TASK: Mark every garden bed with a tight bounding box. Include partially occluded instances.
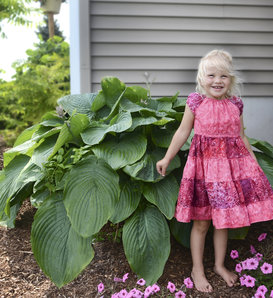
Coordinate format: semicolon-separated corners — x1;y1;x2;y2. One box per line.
0;142;272;297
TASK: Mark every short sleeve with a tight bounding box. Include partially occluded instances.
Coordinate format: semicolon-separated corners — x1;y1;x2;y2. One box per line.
186;92;204;114
229;96;244;116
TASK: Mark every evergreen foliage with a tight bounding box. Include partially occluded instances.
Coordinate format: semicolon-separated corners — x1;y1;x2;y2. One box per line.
36;15;64;41
0;35;70;145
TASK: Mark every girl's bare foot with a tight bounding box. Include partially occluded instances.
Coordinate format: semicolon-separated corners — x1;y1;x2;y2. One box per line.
191;270;213;293
213;265;238;287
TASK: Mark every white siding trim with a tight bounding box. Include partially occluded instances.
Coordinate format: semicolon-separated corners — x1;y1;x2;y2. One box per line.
70;0;91;94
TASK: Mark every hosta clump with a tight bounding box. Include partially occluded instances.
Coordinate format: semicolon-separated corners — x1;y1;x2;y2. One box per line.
0;76;272;288
0;77;187;287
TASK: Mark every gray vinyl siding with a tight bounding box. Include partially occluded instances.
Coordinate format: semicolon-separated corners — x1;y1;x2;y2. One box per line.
89;0;273;98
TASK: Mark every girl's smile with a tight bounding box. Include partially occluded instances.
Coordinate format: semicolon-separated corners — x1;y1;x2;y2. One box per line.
202;66;231;100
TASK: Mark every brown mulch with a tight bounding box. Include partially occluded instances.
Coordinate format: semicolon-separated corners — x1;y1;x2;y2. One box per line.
0;141;272;298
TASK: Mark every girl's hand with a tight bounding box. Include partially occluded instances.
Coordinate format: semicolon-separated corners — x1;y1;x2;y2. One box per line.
156;158;170;177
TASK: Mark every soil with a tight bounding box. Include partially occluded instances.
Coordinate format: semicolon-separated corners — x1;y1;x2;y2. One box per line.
0;139;272;298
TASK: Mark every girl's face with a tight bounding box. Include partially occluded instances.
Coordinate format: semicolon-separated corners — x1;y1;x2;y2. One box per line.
202;66;231;100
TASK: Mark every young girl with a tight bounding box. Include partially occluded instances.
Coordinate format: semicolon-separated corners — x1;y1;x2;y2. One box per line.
156;49;273;293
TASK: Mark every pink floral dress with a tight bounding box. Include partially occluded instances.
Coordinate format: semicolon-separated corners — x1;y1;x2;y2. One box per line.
175;92;273;229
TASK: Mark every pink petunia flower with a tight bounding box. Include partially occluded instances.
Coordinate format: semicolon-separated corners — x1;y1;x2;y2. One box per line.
118;289;128;297
133;293;143;298
256;285;268;295
97;282;104;293
240;275;246;286
167;281;176;293
151;284;160;293
235;263;243;273
270;290;273;298
130;289;143;298
242;259;248;270
184;277;194;288
255;253;263;261
246;257;259;270
260;262;273;274
114;277;123;282
254;293;265;298
230;250;239;259
244;275;256;288
136;278;146;286
111;294;118;298
122;273;129;282
250;245;257;254
258;233;267;241
144;285;154;297
175;290;186;298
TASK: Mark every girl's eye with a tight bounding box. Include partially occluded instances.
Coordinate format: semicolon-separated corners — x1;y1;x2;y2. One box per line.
208;74;214;78
221;75;228;78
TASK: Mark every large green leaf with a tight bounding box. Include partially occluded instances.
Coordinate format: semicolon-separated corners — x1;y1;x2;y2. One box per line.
31;194;94;288
154;92;179;104
128;116;158;132
124;86;148;103
81;111;132;146
81;123;109;146
151;126;176;148
9;182;34;208
122;205;170;285
123;148;181;182
249;137;273;159
31;126;61;142
120;98;166;119
31;188;50;208
101;76;126;108
64;155;120;237
92;132;147;170
255;152;273;186
143;174;179;219
0;155;41;219
120;98;150;113
169;219;192;248
57;93;97;119
14;124;40;146
109;111;132;133
3;139;41;167
31;134;58;168
151;116;175;126
104;88;127;121
5;126;62;166
0;204;20;228
173;97;186;110
40;111;65;127
51;113;90;157
110;179;141;224
91;90;106;112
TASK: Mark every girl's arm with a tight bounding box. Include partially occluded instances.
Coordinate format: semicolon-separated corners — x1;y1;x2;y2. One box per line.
240;115;258;162
156;104;194;176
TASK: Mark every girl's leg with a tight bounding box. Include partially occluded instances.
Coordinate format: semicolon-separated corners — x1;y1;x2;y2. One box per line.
213;228;238;286
190;220;213;292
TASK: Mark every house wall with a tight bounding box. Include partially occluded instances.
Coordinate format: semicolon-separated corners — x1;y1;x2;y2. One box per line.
70;0;273;142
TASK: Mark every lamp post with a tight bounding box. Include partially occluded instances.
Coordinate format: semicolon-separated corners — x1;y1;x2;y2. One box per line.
40;0;62;38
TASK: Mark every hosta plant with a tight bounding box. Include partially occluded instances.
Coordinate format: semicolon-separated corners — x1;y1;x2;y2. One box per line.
0;77;272;288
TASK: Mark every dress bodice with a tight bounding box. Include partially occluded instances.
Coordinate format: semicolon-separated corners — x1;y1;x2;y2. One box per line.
187;93;243;137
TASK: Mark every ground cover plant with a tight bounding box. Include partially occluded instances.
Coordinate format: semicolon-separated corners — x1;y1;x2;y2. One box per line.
0;76;272;288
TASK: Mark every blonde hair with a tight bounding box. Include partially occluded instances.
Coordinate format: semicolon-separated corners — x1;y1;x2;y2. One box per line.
196;49;241;97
